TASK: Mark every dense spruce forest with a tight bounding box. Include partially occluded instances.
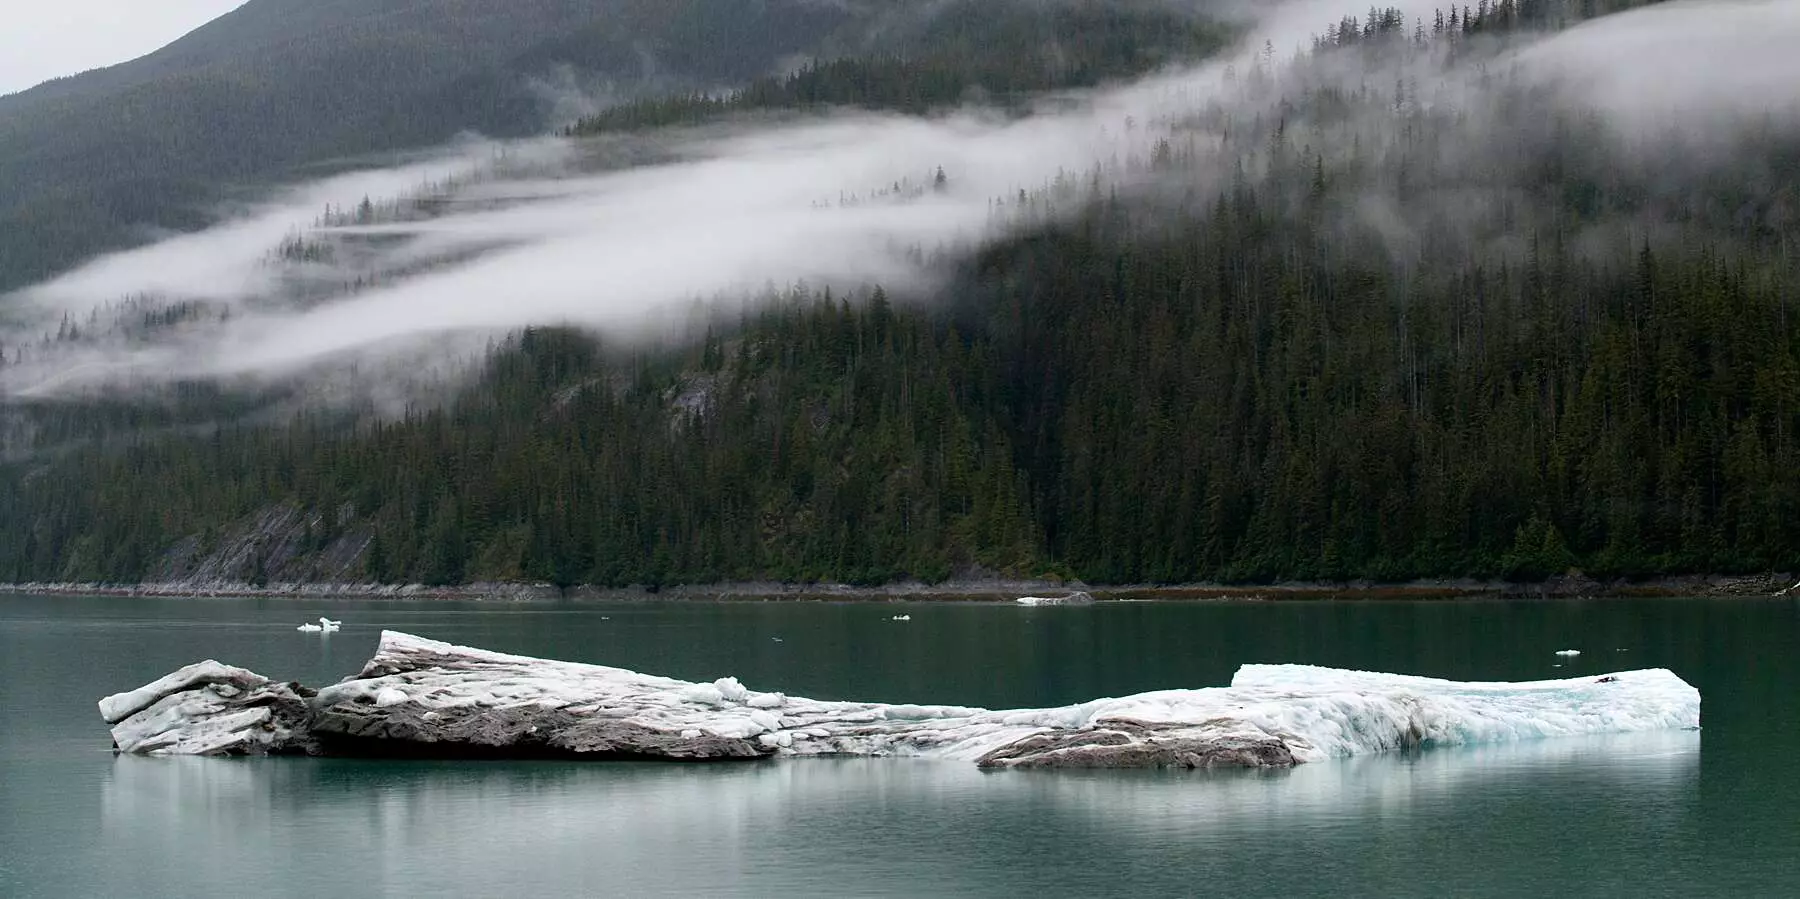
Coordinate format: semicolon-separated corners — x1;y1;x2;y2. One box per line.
4;0;1799;589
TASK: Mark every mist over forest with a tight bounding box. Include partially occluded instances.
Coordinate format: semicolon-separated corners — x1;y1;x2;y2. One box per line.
2;0;1797;590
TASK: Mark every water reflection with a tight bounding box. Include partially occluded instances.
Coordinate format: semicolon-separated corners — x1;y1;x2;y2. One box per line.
96;733;1699;898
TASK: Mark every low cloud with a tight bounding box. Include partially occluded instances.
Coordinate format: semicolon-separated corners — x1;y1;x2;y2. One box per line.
5;0;1794;398
1509;0;1800;140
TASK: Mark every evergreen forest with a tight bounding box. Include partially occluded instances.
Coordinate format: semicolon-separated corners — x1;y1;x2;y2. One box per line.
3;0;1798;590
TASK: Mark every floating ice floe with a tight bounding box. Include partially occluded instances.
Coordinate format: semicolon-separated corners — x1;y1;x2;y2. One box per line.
98;631;1701;768
1555;649;1582;657
891;615;912;621
1015;592;1095;606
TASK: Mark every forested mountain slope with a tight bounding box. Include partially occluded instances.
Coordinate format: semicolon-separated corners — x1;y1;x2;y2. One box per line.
4;0;1797;590
0;0;929;293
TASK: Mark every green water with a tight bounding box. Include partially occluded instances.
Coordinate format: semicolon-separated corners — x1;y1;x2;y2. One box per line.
1;594;1795;897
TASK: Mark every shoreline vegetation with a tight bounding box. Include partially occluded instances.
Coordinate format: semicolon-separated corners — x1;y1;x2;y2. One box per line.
5;572;1796;602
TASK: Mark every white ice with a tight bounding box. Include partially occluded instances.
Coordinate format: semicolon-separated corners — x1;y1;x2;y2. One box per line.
99;661;306;755
313;632;1700;764
1015;592;1093;606
1556;650;1582;657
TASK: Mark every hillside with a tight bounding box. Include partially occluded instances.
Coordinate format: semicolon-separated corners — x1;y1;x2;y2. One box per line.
0;0;895;294
4;0;1799;590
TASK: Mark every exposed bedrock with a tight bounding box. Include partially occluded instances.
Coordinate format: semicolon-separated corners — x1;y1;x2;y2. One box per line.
99;631;1702;768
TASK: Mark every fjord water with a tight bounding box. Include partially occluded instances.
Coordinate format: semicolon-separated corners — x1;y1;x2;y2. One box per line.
0;595;1793;897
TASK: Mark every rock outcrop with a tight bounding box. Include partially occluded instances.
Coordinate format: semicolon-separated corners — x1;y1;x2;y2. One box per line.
99;631;1702;767
975;719;1297;769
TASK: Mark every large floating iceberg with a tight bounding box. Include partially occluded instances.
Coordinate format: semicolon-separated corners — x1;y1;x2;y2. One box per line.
99;631;1701;769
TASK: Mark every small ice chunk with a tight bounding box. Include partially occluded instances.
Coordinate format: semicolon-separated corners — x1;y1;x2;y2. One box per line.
374;688;409;708
682;684;727;705
1016;592;1093;606
747;692;786;709
713;677;749;703
1555;649;1582;657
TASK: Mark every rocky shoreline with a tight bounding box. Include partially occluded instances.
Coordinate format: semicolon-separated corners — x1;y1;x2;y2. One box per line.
98;631;1700;768
15;571;1800;602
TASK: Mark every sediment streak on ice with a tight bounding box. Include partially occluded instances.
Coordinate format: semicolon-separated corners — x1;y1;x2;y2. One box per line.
99;630;1701;767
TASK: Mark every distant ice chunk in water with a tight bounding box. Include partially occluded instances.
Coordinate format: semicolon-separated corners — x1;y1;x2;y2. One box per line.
1555;650;1582;657
100;632;1702;768
1015;592;1094;606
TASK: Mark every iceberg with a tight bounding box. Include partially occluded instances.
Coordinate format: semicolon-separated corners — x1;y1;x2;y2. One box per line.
99;661;319;756
1016;592;1095;606
98;631;1700;769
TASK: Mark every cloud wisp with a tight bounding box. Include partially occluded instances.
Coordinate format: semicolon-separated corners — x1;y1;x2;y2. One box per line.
5;0;1796;398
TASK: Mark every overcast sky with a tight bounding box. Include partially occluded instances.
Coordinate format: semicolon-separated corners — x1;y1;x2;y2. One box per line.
0;1;246;96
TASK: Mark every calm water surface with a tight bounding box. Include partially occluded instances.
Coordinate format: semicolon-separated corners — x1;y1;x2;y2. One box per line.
1;594;1795;897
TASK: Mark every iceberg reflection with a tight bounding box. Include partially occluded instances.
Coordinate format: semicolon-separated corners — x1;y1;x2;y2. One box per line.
97;731;1698;896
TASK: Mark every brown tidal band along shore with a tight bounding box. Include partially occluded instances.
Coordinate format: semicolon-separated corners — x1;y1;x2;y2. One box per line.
5;572;1799;602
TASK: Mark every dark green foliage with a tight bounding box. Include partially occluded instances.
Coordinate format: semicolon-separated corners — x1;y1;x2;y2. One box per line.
0;301;1041;586
942;196;1800;583
570;3;1229;134
8;183;1800;586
